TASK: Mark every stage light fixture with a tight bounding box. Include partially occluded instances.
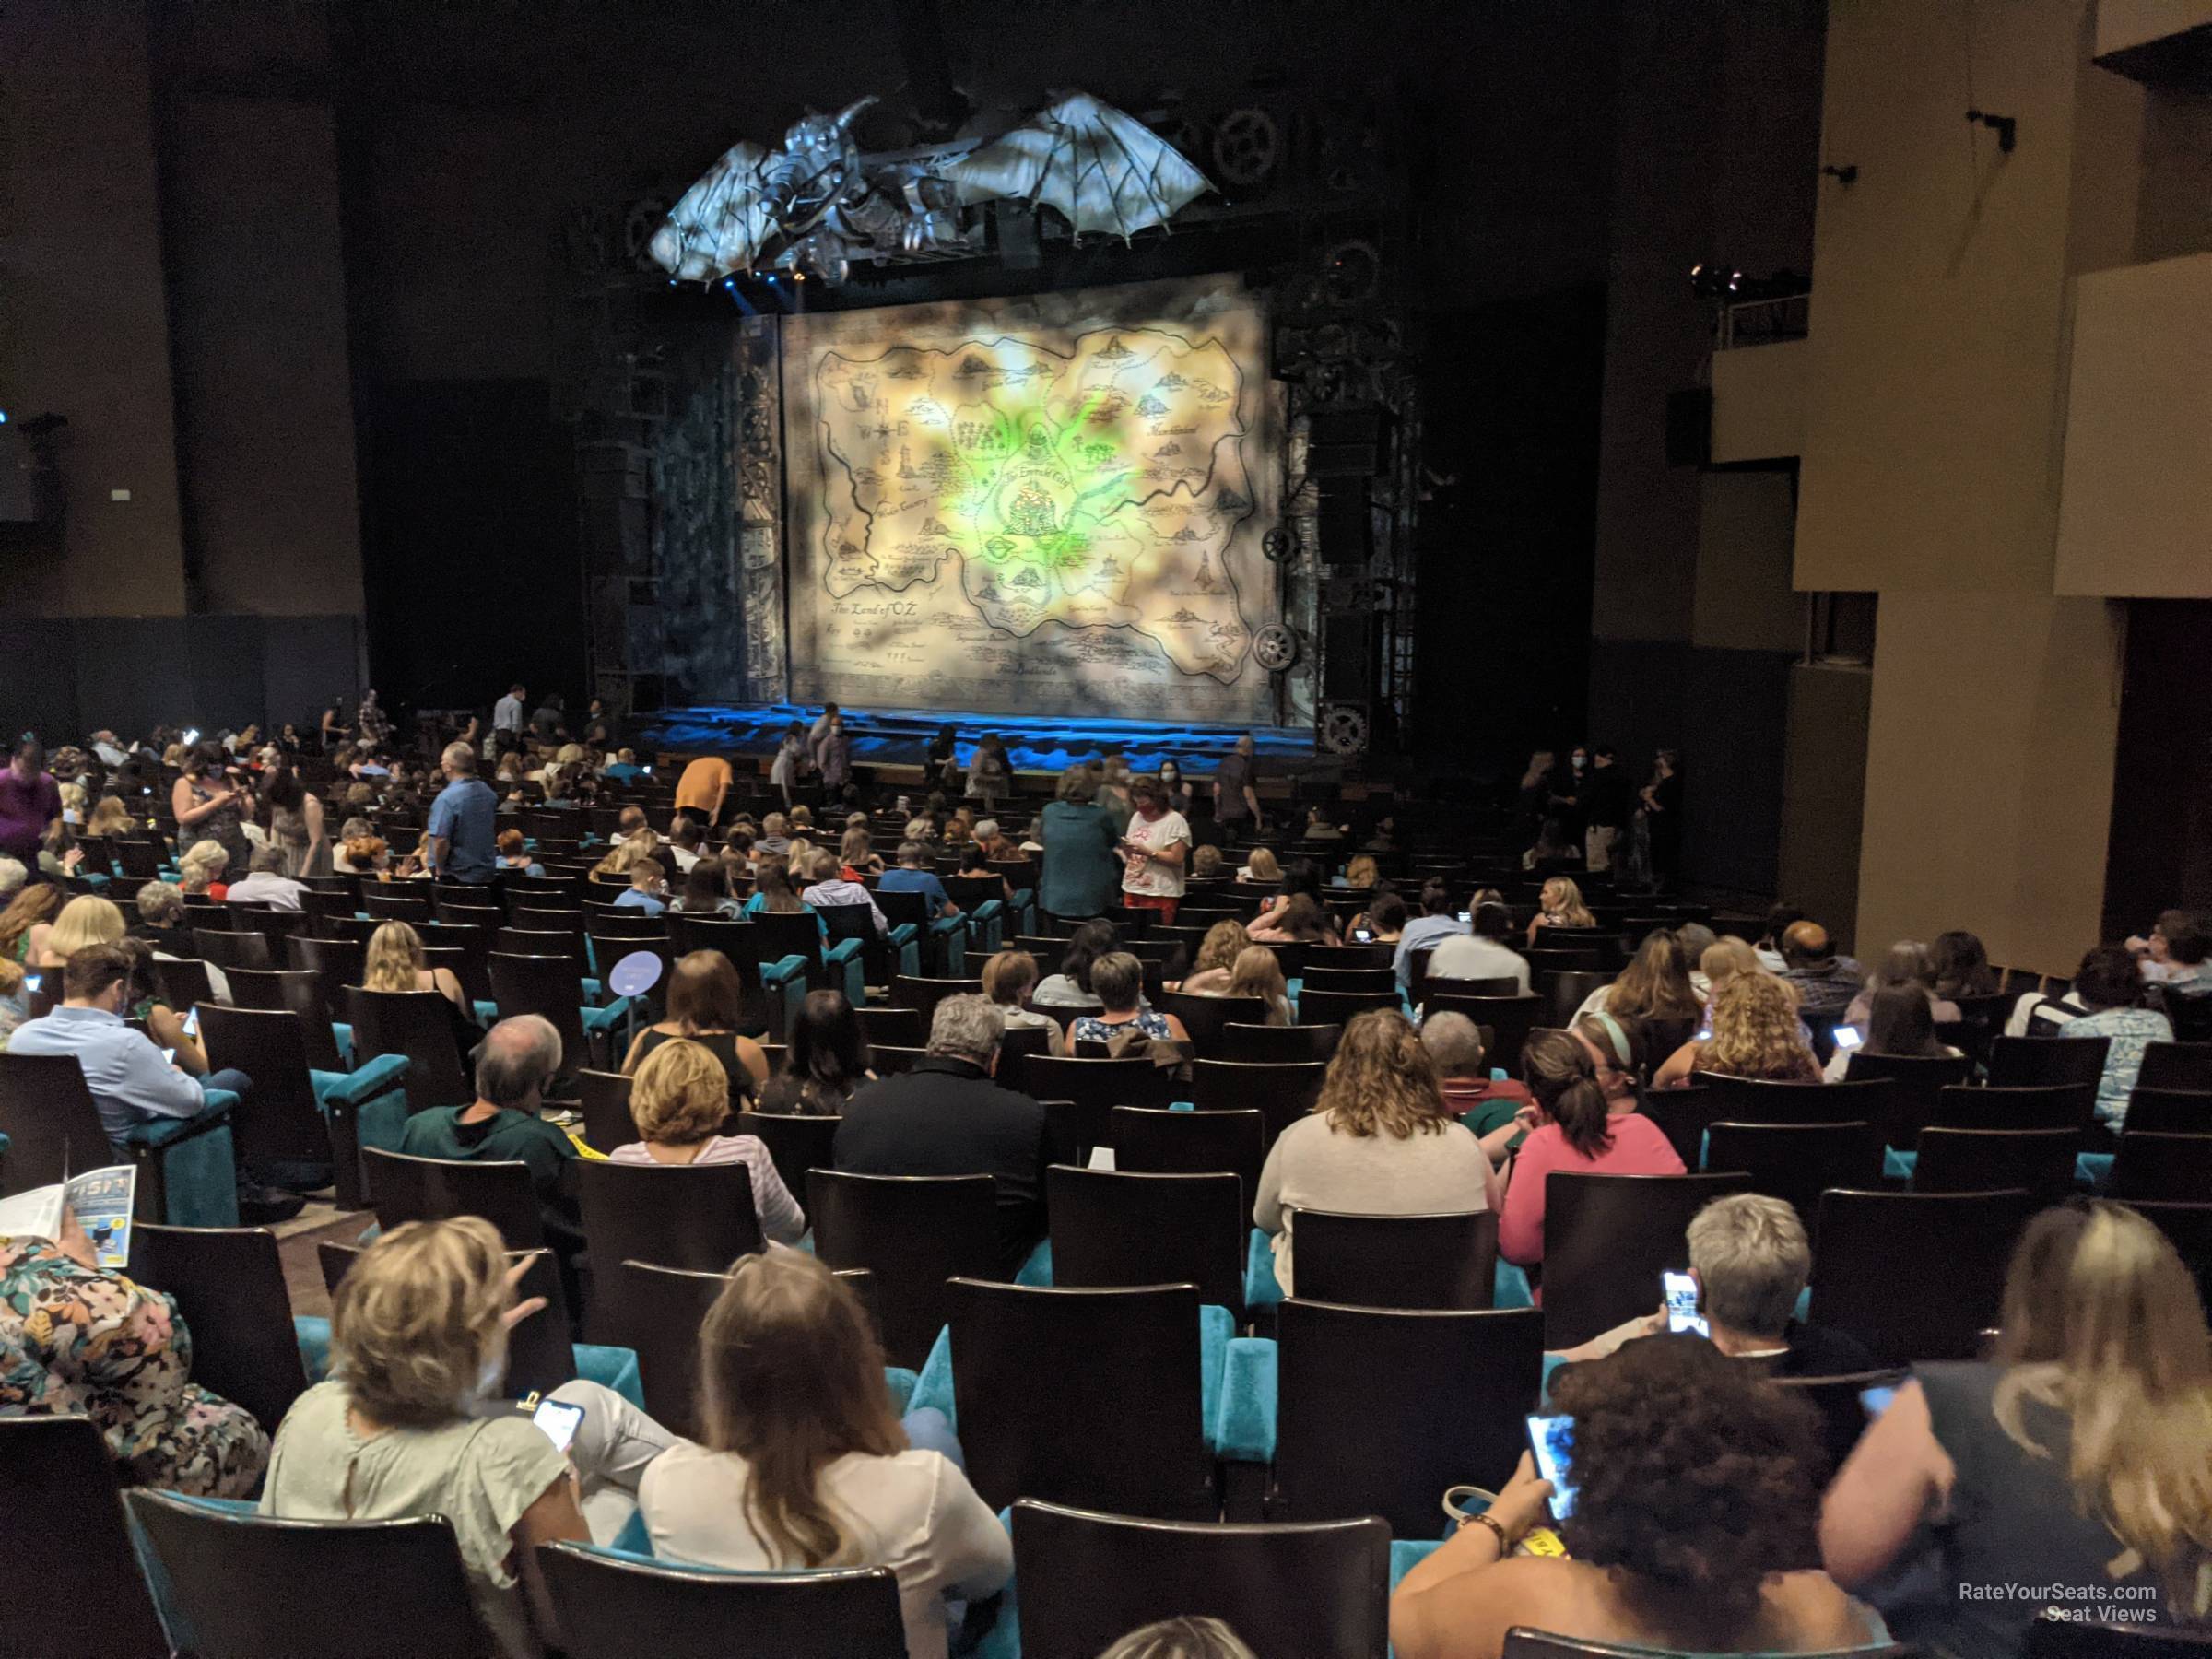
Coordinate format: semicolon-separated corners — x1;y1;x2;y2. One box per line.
1688;262;1742;300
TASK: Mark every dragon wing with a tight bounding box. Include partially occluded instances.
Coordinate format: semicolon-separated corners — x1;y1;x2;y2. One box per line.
938;91;1208;241
650;138;780;281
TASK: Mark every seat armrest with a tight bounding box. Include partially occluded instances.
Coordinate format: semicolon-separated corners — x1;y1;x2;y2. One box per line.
314;1053;411;1109
1213;1335;1278;1463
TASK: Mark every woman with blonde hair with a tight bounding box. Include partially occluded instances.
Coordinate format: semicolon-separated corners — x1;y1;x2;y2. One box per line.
1175;919;1252;995
177;839;232;900
32;893;124;970
1253;1009;1492;1295
1100;1618;1260;1659
262;1218;677;1657
1571;929;1702;1027
1237;845;1282;885
1341;853;1380;892
641;1250;1011;1659
606;1039;801;1241
590;834;653;882
1700;935;1763;996
1525;876;1596;946
1824;1202;2212;1653
1652;970;1820;1088
1226;945;1293;1026
86;794;135;839
362;919;469;1014
334;832;387;876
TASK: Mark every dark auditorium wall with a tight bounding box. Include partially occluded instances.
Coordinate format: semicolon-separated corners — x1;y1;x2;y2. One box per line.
2102;602;2212;944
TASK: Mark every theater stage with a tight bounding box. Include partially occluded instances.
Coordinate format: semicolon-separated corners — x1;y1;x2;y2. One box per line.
635;702;1319;776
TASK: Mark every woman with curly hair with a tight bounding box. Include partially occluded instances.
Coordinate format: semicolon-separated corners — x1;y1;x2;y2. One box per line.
1253;1009;1492;1295
1174;919;1252;995
0;881;64;964
1825;1202;2212;1655
1392;1335;1877;1658
1652;969;1821;1088
1497;1028;1684;1286
1525;876;1596;947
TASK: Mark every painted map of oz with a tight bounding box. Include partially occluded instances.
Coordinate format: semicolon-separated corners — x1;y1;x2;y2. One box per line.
783;278;1280;724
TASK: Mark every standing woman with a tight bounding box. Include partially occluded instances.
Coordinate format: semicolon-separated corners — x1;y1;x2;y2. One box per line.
172;742;253;879
1037;767;1121;923
1515;750;1559;839
1640;749;1684;890
1157;757;1192;818
969;733;1011;811
927;724;962;794
260;760;330;878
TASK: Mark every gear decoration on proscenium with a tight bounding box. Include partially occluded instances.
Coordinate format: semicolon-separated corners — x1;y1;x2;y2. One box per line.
1210;108;1282;189
1252;625;1300;672
1320;704;1371;755
1262;526;1297;562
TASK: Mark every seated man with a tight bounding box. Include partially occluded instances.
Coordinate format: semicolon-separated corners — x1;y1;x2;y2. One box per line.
8;941;282;1213
877;839;959;919
398;1014;580;1241
1557;1193;1876;1376
834;994;1046;1277
664;816;704;873
1777;920;1862;1020
601;747;647;782
613;857;669;915
1392;878;1472;991
223;843;309;911
1422;1010;1533;1135
800;848;888;935
1427;901;1532;994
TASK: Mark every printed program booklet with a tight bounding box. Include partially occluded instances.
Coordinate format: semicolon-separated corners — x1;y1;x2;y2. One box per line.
0;1166;138;1268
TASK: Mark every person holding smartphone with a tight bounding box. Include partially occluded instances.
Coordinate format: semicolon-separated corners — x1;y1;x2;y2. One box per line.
1392;1336;1878;1659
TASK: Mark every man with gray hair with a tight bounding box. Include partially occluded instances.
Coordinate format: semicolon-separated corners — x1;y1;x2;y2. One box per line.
223;842;308;911
426;739;499;885
834;994;1046;1275
398;1014;578;1233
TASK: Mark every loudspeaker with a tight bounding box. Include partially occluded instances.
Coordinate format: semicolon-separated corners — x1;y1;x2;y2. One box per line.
1665;387;1712;468
1322;611;1371;700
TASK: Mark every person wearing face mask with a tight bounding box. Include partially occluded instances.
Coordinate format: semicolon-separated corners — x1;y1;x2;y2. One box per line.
1548;745;1590;836
261;1217;677;1658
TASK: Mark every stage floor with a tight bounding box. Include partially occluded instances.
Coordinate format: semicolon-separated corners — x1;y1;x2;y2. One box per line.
636;702;1315;774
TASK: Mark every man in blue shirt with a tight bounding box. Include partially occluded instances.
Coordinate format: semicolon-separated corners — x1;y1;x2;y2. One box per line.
601;747;647;782
1394;878;1473;990
877;839;959;919
613;858;668;915
426;742;499;885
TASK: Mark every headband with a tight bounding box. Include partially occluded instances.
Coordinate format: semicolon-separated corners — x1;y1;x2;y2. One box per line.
1585;1010;1632;1069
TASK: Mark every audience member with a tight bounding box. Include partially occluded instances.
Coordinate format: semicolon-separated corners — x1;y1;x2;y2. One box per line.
619;951;767;1102
0;953;26;1050
606;1039;801;1241
1421;1010;1534;1134
1576;745;1633;873
1753;904;1805;972
30;892;124;970
2058;945;2173;1130
1071;951;1190;1047
758;989;876;1115
1571;1011;1647;1108
0;736;64;872
397;1016;578;1241
1236;846;1282;885
981;949;1065;1054
1393;1336;1877;1659
1776;921;1861;1019
1225;945;1293;1026
1827;983;1962;1080
177;839;233;900
364;919;470;1016
1525;876;1596;947
641;1250;1009;1659
2133;909;2212;998
1;1203;267;1496
172;742;252;878
1823;1203;2212;1655
834;995;1046;1277
1842;941;1960;1028
668;860;738;917
1245;891;1333;946
1360;888;1410;947
1571;930;1700;1029
614;856;669;915
1928;929;1997;1000
224;842;309;910
674;751;735;828
1174;920;1252;995
1212;733;1262;830
1254;1010;1494;1295
1420;901;1527;994
1190;843;1226;881
1034;920;1118;1009
1118;775;1192;924
1099;1619;1257;1659
260;760;330;878
1499;1029;1685;1285
263;1217;675;1657
879;839;958;918
1337;852;1381;892
1394;879;1471;989
968;733;1012;808
1653;971;1821;1088
800;848;887;935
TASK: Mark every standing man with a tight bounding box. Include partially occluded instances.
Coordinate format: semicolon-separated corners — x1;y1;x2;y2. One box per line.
1577;745;1633;875
674;751;735;829
1118;775;1191;924
1212;734;1262;835
813;713;853;806
0;735;62;877
425;742;499;885
492;684;526;754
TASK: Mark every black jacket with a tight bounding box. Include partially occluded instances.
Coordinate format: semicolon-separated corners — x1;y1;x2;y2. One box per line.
832;1056;1048;1277
1576;764;1634;831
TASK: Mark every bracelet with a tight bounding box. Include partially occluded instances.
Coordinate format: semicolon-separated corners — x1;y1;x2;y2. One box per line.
1464;1512;1512;1552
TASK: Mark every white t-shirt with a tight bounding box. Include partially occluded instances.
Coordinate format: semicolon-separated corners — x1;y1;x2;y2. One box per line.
1121;809;1191;899
641;1441;1011;1659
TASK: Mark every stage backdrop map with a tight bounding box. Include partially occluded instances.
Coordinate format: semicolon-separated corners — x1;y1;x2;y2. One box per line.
782;276;1281;724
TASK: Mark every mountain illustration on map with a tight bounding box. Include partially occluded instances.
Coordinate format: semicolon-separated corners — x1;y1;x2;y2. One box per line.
809;321;1260;683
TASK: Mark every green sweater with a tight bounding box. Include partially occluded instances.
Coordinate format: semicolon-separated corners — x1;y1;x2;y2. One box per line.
397;1105;576;1200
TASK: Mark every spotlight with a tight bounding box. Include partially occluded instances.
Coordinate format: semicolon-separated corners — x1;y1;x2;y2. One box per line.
1688;262;1742;301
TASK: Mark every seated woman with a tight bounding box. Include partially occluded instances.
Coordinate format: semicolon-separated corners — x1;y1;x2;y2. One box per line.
364;919;470;1016
0;883;61;968
1225;944;1293;1026
334;832;388;877
120;935;211;1077
1521;816;1583;875
1333;852;1381;892
263;1218;677;1658
1;1203;267;1497
641;1251;1011;1659
1189;843;1227;882
1072;951;1191;1047
1571;929;1702;1032
608;1039;803;1243
1928;928;1997;1001
1033;919;1118;1009
1653;971;1822;1089
620;951;769;1101
955;841;1018;906
31;892;125;971
1497;1028;1685;1289
1235;845;1282;886
1173;920;1251;995
1245;891;1335;947
742;858;826;939
1253;1009;1493;1296
1524;875;1595;947
758;989;877;1115
1826;982;1964;1081
668;860;740;918
1843;941;1962;1029
982;949;1065;1056
177;839;232;901
1359;888;1409;948
494;827;544;878
1392;1335;1879;1659
1824;1202;2212;1654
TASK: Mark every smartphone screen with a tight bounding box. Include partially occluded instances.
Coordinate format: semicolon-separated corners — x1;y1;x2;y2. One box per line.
1663;1270;1708;1336
531;1396;585;1454
1859;1384;1899;1419
1526;1413;1579;1519
23;973;40;994
1831;1024;1865;1052
161;1047;177;1065
1352;927;1375;944
1694;1026;1713;1042
1457;910;1471;923
181;1007;201;1040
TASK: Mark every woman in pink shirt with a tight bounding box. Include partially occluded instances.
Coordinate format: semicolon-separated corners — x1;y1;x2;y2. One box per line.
1497;1028;1685;1292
